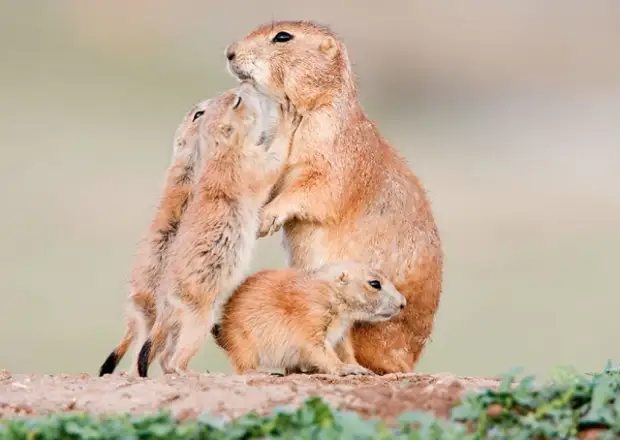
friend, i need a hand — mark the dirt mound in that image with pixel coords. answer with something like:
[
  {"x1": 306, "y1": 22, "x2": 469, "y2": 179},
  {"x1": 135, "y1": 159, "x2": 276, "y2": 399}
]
[{"x1": 0, "y1": 371, "x2": 501, "y2": 422}]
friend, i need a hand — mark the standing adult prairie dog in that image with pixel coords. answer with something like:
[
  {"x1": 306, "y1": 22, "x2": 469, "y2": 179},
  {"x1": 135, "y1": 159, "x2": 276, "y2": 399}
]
[
  {"x1": 226, "y1": 21, "x2": 443, "y2": 374},
  {"x1": 136, "y1": 83, "x2": 302, "y2": 377},
  {"x1": 211, "y1": 261, "x2": 406, "y2": 376},
  {"x1": 98, "y1": 93, "x2": 236, "y2": 377}
]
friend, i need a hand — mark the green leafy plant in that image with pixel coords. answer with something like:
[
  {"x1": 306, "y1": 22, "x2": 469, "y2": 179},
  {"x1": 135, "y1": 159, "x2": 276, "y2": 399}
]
[
  {"x1": 2, "y1": 364, "x2": 620, "y2": 439},
  {"x1": 451, "y1": 362, "x2": 620, "y2": 439}
]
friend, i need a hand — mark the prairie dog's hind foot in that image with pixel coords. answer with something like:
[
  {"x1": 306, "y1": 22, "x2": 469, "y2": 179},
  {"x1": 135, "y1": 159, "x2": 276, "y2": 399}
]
[
  {"x1": 168, "y1": 367, "x2": 202, "y2": 377},
  {"x1": 338, "y1": 364, "x2": 376, "y2": 376}
]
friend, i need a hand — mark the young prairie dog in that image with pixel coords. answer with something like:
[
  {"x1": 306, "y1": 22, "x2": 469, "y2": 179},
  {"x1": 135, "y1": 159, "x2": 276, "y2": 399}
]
[
  {"x1": 226, "y1": 21, "x2": 443, "y2": 374},
  {"x1": 136, "y1": 82, "x2": 301, "y2": 377},
  {"x1": 211, "y1": 261, "x2": 406, "y2": 376},
  {"x1": 98, "y1": 93, "x2": 236, "y2": 377}
]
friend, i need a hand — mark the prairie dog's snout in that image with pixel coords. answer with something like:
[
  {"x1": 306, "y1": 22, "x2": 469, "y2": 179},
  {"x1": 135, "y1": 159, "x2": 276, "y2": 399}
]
[
  {"x1": 373, "y1": 280, "x2": 407, "y2": 321},
  {"x1": 225, "y1": 44, "x2": 236, "y2": 61}
]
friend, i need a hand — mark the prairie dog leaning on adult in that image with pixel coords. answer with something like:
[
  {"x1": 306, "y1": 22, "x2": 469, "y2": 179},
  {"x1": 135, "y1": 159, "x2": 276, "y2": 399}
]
[
  {"x1": 136, "y1": 82, "x2": 302, "y2": 377},
  {"x1": 211, "y1": 260, "x2": 406, "y2": 376},
  {"x1": 98, "y1": 94, "x2": 235, "y2": 377},
  {"x1": 226, "y1": 21, "x2": 443, "y2": 374}
]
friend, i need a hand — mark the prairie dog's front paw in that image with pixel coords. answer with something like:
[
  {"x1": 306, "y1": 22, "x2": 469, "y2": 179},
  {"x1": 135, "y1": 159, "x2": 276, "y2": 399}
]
[{"x1": 258, "y1": 204, "x2": 286, "y2": 238}]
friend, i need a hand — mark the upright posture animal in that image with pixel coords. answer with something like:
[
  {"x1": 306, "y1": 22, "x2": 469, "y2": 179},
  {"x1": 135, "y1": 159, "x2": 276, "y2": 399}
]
[
  {"x1": 211, "y1": 260, "x2": 406, "y2": 376},
  {"x1": 98, "y1": 93, "x2": 236, "y2": 377},
  {"x1": 226, "y1": 21, "x2": 443, "y2": 374},
  {"x1": 137, "y1": 82, "x2": 302, "y2": 377}
]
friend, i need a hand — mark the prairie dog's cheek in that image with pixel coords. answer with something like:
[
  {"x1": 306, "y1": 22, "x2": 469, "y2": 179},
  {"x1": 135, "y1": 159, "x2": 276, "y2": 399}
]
[
  {"x1": 252, "y1": 60, "x2": 285, "y2": 101},
  {"x1": 250, "y1": 59, "x2": 271, "y2": 92}
]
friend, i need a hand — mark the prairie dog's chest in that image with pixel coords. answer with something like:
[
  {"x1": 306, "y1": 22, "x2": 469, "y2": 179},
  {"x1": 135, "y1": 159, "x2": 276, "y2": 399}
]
[
  {"x1": 234, "y1": 199, "x2": 261, "y2": 247},
  {"x1": 278, "y1": 112, "x2": 339, "y2": 270},
  {"x1": 289, "y1": 112, "x2": 335, "y2": 164},
  {"x1": 325, "y1": 316, "x2": 351, "y2": 348},
  {"x1": 218, "y1": 198, "x2": 262, "y2": 276}
]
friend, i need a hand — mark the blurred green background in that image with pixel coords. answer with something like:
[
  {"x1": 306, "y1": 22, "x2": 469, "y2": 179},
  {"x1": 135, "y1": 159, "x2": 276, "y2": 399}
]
[{"x1": 1, "y1": 1, "x2": 618, "y2": 378}]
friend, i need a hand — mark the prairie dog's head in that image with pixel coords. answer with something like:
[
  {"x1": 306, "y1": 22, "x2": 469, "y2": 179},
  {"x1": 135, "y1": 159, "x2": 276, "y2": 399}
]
[
  {"x1": 320, "y1": 261, "x2": 406, "y2": 323},
  {"x1": 172, "y1": 91, "x2": 236, "y2": 166},
  {"x1": 203, "y1": 82, "x2": 281, "y2": 162},
  {"x1": 226, "y1": 21, "x2": 354, "y2": 111}
]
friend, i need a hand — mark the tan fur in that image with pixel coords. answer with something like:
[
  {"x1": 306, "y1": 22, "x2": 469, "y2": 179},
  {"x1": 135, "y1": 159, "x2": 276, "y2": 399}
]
[
  {"x1": 226, "y1": 21, "x2": 443, "y2": 374},
  {"x1": 213, "y1": 261, "x2": 406, "y2": 375},
  {"x1": 99, "y1": 93, "x2": 236, "y2": 376},
  {"x1": 140, "y1": 83, "x2": 302, "y2": 376}
]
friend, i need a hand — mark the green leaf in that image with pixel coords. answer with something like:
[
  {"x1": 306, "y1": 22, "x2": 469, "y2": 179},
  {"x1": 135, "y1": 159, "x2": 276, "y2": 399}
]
[{"x1": 498, "y1": 366, "x2": 522, "y2": 393}]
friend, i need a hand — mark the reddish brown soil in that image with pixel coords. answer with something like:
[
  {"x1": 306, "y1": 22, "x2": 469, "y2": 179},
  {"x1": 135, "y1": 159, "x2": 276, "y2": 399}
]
[{"x1": 0, "y1": 370, "x2": 501, "y2": 423}]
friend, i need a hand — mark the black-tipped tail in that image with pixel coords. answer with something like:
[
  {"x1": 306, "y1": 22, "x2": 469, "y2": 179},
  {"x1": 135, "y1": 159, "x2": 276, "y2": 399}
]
[
  {"x1": 137, "y1": 339, "x2": 152, "y2": 378},
  {"x1": 99, "y1": 350, "x2": 119, "y2": 377},
  {"x1": 210, "y1": 324, "x2": 224, "y2": 348},
  {"x1": 210, "y1": 323, "x2": 221, "y2": 339}
]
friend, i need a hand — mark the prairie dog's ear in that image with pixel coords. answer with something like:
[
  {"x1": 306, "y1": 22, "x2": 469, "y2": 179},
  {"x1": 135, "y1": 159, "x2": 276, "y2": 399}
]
[
  {"x1": 218, "y1": 123, "x2": 234, "y2": 139},
  {"x1": 338, "y1": 271, "x2": 349, "y2": 285},
  {"x1": 319, "y1": 36, "x2": 338, "y2": 58}
]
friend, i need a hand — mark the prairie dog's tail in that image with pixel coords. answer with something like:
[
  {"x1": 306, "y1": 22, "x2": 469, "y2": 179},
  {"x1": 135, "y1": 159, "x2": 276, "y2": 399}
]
[
  {"x1": 210, "y1": 324, "x2": 224, "y2": 349},
  {"x1": 137, "y1": 318, "x2": 167, "y2": 377},
  {"x1": 98, "y1": 318, "x2": 137, "y2": 376}
]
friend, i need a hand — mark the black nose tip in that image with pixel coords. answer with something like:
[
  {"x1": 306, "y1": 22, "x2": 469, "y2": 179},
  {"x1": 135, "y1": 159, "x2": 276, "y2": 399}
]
[
  {"x1": 400, "y1": 303, "x2": 405, "y2": 310},
  {"x1": 226, "y1": 47, "x2": 236, "y2": 61}
]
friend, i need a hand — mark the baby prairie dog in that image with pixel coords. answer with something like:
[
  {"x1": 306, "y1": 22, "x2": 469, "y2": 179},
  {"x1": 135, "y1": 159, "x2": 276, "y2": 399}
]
[
  {"x1": 98, "y1": 93, "x2": 236, "y2": 377},
  {"x1": 136, "y1": 83, "x2": 301, "y2": 377},
  {"x1": 226, "y1": 21, "x2": 443, "y2": 374},
  {"x1": 211, "y1": 261, "x2": 407, "y2": 376}
]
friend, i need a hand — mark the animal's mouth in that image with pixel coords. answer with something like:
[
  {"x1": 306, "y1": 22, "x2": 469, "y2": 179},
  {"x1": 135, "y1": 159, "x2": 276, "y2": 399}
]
[
  {"x1": 230, "y1": 63, "x2": 253, "y2": 82},
  {"x1": 236, "y1": 71, "x2": 252, "y2": 81},
  {"x1": 374, "y1": 304, "x2": 405, "y2": 320},
  {"x1": 374, "y1": 312, "x2": 395, "y2": 321}
]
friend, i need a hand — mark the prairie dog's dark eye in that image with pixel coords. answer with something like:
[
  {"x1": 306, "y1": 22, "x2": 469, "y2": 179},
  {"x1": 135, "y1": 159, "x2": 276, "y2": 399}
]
[
  {"x1": 272, "y1": 31, "x2": 293, "y2": 43},
  {"x1": 192, "y1": 110, "x2": 205, "y2": 122},
  {"x1": 368, "y1": 280, "x2": 382, "y2": 290},
  {"x1": 232, "y1": 95, "x2": 242, "y2": 109}
]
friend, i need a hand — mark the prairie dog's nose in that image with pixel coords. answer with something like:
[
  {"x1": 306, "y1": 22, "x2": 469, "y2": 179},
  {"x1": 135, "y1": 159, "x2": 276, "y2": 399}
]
[
  {"x1": 400, "y1": 296, "x2": 407, "y2": 309},
  {"x1": 225, "y1": 44, "x2": 236, "y2": 61}
]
